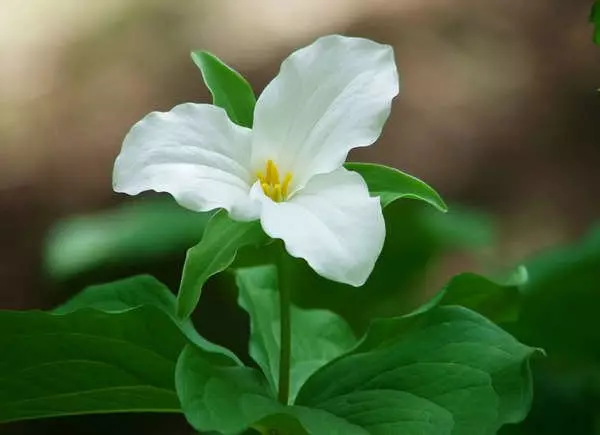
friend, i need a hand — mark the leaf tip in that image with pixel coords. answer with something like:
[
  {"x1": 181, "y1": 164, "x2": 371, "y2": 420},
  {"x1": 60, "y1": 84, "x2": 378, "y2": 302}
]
[
  {"x1": 190, "y1": 50, "x2": 209, "y2": 68},
  {"x1": 426, "y1": 192, "x2": 448, "y2": 214},
  {"x1": 532, "y1": 347, "x2": 547, "y2": 359},
  {"x1": 437, "y1": 200, "x2": 449, "y2": 213}
]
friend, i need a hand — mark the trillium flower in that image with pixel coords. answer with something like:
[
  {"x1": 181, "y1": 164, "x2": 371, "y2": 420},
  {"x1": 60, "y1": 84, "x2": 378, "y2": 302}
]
[{"x1": 113, "y1": 35, "x2": 399, "y2": 286}]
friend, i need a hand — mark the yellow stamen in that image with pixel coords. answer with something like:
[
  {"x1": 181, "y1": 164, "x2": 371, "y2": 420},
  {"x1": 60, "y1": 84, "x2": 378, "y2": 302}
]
[
  {"x1": 274, "y1": 184, "x2": 283, "y2": 202},
  {"x1": 281, "y1": 173, "x2": 293, "y2": 198},
  {"x1": 258, "y1": 160, "x2": 292, "y2": 202},
  {"x1": 266, "y1": 159, "x2": 280, "y2": 185}
]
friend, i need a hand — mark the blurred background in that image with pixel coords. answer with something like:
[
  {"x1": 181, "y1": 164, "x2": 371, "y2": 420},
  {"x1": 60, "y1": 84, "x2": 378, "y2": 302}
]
[{"x1": 1, "y1": 0, "x2": 600, "y2": 434}]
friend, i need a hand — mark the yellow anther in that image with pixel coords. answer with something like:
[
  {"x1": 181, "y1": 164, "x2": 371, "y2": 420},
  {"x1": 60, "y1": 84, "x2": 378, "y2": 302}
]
[
  {"x1": 281, "y1": 173, "x2": 293, "y2": 198},
  {"x1": 266, "y1": 159, "x2": 279, "y2": 185},
  {"x1": 258, "y1": 160, "x2": 293, "y2": 202},
  {"x1": 274, "y1": 184, "x2": 283, "y2": 202}
]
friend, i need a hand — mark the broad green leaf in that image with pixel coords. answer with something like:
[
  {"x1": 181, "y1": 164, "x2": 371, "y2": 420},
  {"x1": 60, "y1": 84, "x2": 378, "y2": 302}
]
[
  {"x1": 513, "y1": 225, "x2": 600, "y2": 365},
  {"x1": 55, "y1": 275, "x2": 240, "y2": 365},
  {"x1": 0, "y1": 275, "x2": 244, "y2": 424},
  {"x1": 253, "y1": 413, "x2": 310, "y2": 435},
  {"x1": 176, "y1": 345, "x2": 282, "y2": 434},
  {"x1": 176, "y1": 344, "x2": 374, "y2": 435},
  {"x1": 591, "y1": 2, "x2": 600, "y2": 45},
  {"x1": 44, "y1": 198, "x2": 210, "y2": 280},
  {"x1": 0, "y1": 306, "x2": 184, "y2": 423},
  {"x1": 177, "y1": 210, "x2": 267, "y2": 319},
  {"x1": 54, "y1": 274, "x2": 177, "y2": 315},
  {"x1": 177, "y1": 306, "x2": 539, "y2": 434},
  {"x1": 191, "y1": 50, "x2": 256, "y2": 127},
  {"x1": 236, "y1": 265, "x2": 356, "y2": 400},
  {"x1": 499, "y1": 226, "x2": 600, "y2": 435},
  {"x1": 296, "y1": 306, "x2": 540, "y2": 434},
  {"x1": 419, "y1": 268, "x2": 526, "y2": 324},
  {"x1": 346, "y1": 162, "x2": 447, "y2": 211}
]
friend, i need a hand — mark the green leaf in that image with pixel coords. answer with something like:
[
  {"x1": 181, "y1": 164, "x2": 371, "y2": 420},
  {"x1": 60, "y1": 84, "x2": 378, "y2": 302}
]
[
  {"x1": 177, "y1": 210, "x2": 267, "y2": 319},
  {"x1": 346, "y1": 162, "x2": 447, "y2": 211},
  {"x1": 176, "y1": 306, "x2": 539, "y2": 434},
  {"x1": 0, "y1": 306, "x2": 184, "y2": 423},
  {"x1": 44, "y1": 198, "x2": 210, "y2": 280},
  {"x1": 296, "y1": 306, "x2": 540, "y2": 434},
  {"x1": 590, "y1": 1, "x2": 600, "y2": 45},
  {"x1": 419, "y1": 268, "x2": 526, "y2": 324},
  {"x1": 54, "y1": 274, "x2": 178, "y2": 315},
  {"x1": 0, "y1": 275, "x2": 244, "y2": 424},
  {"x1": 56, "y1": 275, "x2": 240, "y2": 365},
  {"x1": 176, "y1": 345, "x2": 282, "y2": 434},
  {"x1": 254, "y1": 413, "x2": 310, "y2": 435},
  {"x1": 236, "y1": 265, "x2": 356, "y2": 400},
  {"x1": 498, "y1": 226, "x2": 600, "y2": 435},
  {"x1": 513, "y1": 225, "x2": 600, "y2": 365},
  {"x1": 191, "y1": 50, "x2": 256, "y2": 127},
  {"x1": 176, "y1": 344, "x2": 373, "y2": 435}
]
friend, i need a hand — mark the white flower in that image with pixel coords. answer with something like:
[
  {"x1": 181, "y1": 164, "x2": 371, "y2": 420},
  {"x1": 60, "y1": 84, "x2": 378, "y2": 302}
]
[{"x1": 113, "y1": 35, "x2": 399, "y2": 286}]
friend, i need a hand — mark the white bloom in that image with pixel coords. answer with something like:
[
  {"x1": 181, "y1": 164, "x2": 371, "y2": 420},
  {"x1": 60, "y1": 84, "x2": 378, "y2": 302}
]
[{"x1": 113, "y1": 35, "x2": 399, "y2": 286}]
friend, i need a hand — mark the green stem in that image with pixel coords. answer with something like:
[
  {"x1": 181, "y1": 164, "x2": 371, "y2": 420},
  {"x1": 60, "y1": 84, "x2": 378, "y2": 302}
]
[{"x1": 277, "y1": 253, "x2": 292, "y2": 405}]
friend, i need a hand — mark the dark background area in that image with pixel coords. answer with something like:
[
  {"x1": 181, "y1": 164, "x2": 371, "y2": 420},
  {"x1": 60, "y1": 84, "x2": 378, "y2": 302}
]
[{"x1": 1, "y1": 1, "x2": 600, "y2": 434}]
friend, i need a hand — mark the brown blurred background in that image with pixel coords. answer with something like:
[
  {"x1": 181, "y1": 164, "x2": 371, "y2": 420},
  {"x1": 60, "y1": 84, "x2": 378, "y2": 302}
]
[{"x1": 1, "y1": 0, "x2": 599, "y2": 432}]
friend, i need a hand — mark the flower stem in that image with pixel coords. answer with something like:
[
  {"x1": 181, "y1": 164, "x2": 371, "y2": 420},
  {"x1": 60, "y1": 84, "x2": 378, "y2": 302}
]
[{"x1": 277, "y1": 253, "x2": 292, "y2": 405}]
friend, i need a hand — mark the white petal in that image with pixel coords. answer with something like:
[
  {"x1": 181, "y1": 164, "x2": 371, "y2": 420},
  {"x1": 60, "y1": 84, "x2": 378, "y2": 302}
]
[
  {"x1": 251, "y1": 35, "x2": 399, "y2": 188},
  {"x1": 252, "y1": 168, "x2": 385, "y2": 286},
  {"x1": 113, "y1": 103, "x2": 260, "y2": 221}
]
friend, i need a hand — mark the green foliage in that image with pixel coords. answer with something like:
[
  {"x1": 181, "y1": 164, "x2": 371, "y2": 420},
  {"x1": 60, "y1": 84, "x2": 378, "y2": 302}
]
[
  {"x1": 176, "y1": 305, "x2": 538, "y2": 435},
  {"x1": 56, "y1": 275, "x2": 240, "y2": 364},
  {"x1": 177, "y1": 210, "x2": 267, "y2": 319},
  {"x1": 54, "y1": 274, "x2": 178, "y2": 315},
  {"x1": 420, "y1": 268, "x2": 525, "y2": 324},
  {"x1": 0, "y1": 307, "x2": 182, "y2": 424},
  {"x1": 44, "y1": 198, "x2": 210, "y2": 280},
  {"x1": 515, "y1": 226, "x2": 600, "y2": 364},
  {"x1": 176, "y1": 345, "x2": 279, "y2": 434},
  {"x1": 236, "y1": 265, "x2": 356, "y2": 401},
  {"x1": 254, "y1": 413, "x2": 310, "y2": 435},
  {"x1": 191, "y1": 50, "x2": 256, "y2": 127},
  {"x1": 297, "y1": 306, "x2": 539, "y2": 434},
  {"x1": 367, "y1": 224, "x2": 600, "y2": 435},
  {"x1": 591, "y1": 1, "x2": 600, "y2": 45},
  {"x1": 346, "y1": 162, "x2": 448, "y2": 211},
  {"x1": 0, "y1": 275, "x2": 238, "y2": 424},
  {"x1": 0, "y1": 302, "x2": 184, "y2": 422},
  {"x1": 495, "y1": 226, "x2": 600, "y2": 435}
]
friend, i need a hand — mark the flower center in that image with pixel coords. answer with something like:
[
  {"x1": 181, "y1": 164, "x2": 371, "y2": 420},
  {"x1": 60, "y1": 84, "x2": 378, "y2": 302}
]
[{"x1": 257, "y1": 159, "x2": 293, "y2": 202}]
